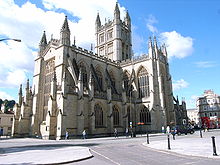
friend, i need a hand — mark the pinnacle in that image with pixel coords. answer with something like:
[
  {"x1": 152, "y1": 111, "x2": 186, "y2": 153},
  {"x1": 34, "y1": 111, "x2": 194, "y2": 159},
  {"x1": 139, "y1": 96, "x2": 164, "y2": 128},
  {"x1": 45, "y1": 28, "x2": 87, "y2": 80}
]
[
  {"x1": 61, "y1": 16, "x2": 70, "y2": 32},
  {"x1": 40, "y1": 31, "x2": 47, "y2": 45}
]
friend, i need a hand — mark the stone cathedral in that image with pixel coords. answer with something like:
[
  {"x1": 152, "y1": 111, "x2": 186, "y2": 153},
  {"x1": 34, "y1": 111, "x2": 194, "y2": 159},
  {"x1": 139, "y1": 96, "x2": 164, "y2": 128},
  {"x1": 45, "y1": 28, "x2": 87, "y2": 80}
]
[{"x1": 12, "y1": 3, "x2": 176, "y2": 140}]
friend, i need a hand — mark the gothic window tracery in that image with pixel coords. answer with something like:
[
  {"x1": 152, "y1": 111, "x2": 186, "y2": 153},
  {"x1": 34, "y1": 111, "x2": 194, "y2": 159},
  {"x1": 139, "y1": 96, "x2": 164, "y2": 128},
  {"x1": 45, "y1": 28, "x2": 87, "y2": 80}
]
[
  {"x1": 44, "y1": 58, "x2": 55, "y2": 107},
  {"x1": 113, "y1": 105, "x2": 119, "y2": 126},
  {"x1": 140, "y1": 106, "x2": 151, "y2": 124},
  {"x1": 79, "y1": 63, "x2": 88, "y2": 89},
  {"x1": 95, "y1": 104, "x2": 103, "y2": 127},
  {"x1": 138, "y1": 67, "x2": 150, "y2": 98}
]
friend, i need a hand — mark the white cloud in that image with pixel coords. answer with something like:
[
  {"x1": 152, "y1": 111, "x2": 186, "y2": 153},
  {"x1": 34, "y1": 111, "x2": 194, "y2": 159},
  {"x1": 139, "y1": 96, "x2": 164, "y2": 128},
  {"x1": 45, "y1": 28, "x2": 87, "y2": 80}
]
[
  {"x1": 185, "y1": 95, "x2": 198, "y2": 109},
  {"x1": 172, "y1": 79, "x2": 189, "y2": 91},
  {"x1": 0, "y1": 40, "x2": 34, "y2": 87},
  {"x1": 146, "y1": 14, "x2": 158, "y2": 34},
  {"x1": 0, "y1": 0, "x2": 126, "y2": 90},
  {"x1": 0, "y1": 91, "x2": 14, "y2": 100},
  {"x1": 42, "y1": 0, "x2": 126, "y2": 48},
  {"x1": 159, "y1": 31, "x2": 193, "y2": 59},
  {"x1": 195, "y1": 61, "x2": 217, "y2": 68}
]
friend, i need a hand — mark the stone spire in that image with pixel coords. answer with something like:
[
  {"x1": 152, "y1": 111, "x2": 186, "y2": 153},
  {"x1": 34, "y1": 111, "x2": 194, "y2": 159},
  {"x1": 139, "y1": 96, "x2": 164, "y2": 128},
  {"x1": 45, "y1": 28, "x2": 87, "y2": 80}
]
[
  {"x1": 26, "y1": 79, "x2": 30, "y2": 91},
  {"x1": 124, "y1": 10, "x2": 131, "y2": 27},
  {"x1": 60, "y1": 16, "x2": 71, "y2": 46},
  {"x1": 153, "y1": 36, "x2": 158, "y2": 49},
  {"x1": 95, "y1": 12, "x2": 101, "y2": 31},
  {"x1": 148, "y1": 37, "x2": 153, "y2": 49},
  {"x1": 114, "y1": 2, "x2": 120, "y2": 21},
  {"x1": 18, "y1": 84, "x2": 23, "y2": 106},
  {"x1": 162, "y1": 43, "x2": 168, "y2": 57},
  {"x1": 39, "y1": 31, "x2": 47, "y2": 54},
  {"x1": 61, "y1": 16, "x2": 70, "y2": 32},
  {"x1": 148, "y1": 37, "x2": 154, "y2": 59},
  {"x1": 25, "y1": 79, "x2": 30, "y2": 103}
]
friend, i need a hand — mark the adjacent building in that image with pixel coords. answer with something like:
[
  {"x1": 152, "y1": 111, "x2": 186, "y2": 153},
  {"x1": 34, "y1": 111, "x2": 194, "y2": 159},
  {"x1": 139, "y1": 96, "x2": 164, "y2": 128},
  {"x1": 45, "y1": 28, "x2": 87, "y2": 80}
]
[
  {"x1": 187, "y1": 108, "x2": 199, "y2": 126},
  {"x1": 197, "y1": 90, "x2": 220, "y2": 128},
  {"x1": 173, "y1": 96, "x2": 188, "y2": 127},
  {"x1": 12, "y1": 3, "x2": 176, "y2": 139},
  {"x1": 0, "y1": 104, "x2": 14, "y2": 136}
]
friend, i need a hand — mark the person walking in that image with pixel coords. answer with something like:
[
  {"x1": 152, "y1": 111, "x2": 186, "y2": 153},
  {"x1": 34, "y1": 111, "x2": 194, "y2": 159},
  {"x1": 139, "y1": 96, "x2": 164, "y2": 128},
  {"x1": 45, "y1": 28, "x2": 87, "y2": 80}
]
[
  {"x1": 166, "y1": 125, "x2": 170, "y2": 134},
  {"x1": 114, "y1": 128, "x2": 118, "y2": 138},
  {"x1": 125, "y1": 128, "x2": 129, "y2": 137},
  {"x1": 65, "y1": 131, "x2": 69, "y2": 140},
  {"x1": 82, "y1": 130, "x2": 86, "y2": 139}
]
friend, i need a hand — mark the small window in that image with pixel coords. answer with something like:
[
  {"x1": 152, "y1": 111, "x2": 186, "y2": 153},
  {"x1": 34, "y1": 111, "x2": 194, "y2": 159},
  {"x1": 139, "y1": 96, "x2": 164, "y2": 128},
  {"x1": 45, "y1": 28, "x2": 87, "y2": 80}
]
[
  {"x1": 107, "y1": 30, "x2": 113, "y2": 40},
  {"x1": 99, "y1": 47, "x2": 104, "y2": 56},
  {"x1": 99, "y1": 34, "x2": 104, "y2": 43}
]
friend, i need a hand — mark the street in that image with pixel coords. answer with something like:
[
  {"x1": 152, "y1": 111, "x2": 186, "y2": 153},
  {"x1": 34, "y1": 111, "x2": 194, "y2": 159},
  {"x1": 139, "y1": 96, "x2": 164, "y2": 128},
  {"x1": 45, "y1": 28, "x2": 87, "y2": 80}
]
[
  {"x1": 73, "y1": 133, "x2": 220, "y2": 165},
  {"x1": 1, "y1": 131, "x2": 220, "y2": 165}
]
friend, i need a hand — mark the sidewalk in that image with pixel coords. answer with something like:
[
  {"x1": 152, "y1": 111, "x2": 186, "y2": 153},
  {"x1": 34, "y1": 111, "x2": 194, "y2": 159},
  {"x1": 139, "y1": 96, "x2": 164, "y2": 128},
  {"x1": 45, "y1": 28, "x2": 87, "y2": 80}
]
[
  {"x1": 0, "y1": 138, "x2": 93, "y2": 164},
  {"x1": 143, "y1": 129, "x2": 220, "y2": 159}
]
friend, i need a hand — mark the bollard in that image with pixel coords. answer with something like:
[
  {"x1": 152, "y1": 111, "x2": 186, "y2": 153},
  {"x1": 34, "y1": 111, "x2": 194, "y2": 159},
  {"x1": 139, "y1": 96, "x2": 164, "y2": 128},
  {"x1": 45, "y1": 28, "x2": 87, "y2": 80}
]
[
  {"x1": 200, "y1": 129, "x2": 203, "y2": 138},
  {"x1": 167, "y1": 134, "x2": 171, "y2": 150},
  {"x1": 211, "y1": 136, "x2": 218, "y2": 156},
  {"x1": 146, "y1": 132, "x2": 149, "y2": 144}
]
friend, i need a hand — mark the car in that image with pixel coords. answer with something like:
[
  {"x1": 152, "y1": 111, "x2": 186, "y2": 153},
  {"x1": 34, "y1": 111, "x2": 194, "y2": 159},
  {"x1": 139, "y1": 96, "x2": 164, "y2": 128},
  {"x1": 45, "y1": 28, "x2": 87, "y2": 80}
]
[{"x1": 175, "y1": 126, "x2": 195, "y2": 135}]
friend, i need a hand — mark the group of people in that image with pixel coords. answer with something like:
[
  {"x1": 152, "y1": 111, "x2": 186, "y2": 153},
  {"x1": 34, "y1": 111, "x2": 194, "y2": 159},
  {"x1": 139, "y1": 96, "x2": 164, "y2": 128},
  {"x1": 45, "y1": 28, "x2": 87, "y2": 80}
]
[
  {"x1": 65, "y1": 129, "x2": 87, "y2": 140},
  {"x1": 65, "y1": 128, "x2": 132, "y2": 140},
  {"x1": 162, "y1": 125, "x2": 177, "y2": 140}
]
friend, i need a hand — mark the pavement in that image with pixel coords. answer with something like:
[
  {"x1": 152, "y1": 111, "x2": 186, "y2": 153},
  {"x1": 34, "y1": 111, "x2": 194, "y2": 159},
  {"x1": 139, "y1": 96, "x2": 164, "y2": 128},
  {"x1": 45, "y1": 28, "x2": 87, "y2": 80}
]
[
  {"x1": 143, "y1": 129, "x2": 220, "y2": 159},
  {"x1": 0, "y1": 138, "x2": 93, "y2": 165},
  {"x1": 1, "y1": 129, "x2": 220, "y2": 164}
]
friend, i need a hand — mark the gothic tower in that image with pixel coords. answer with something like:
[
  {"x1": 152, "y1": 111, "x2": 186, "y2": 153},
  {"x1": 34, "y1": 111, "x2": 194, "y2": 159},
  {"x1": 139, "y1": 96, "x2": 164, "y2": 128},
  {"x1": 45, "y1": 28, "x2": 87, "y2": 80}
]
[{"x1": 95, "y1": 2, "x2": 132, "y2": 61}]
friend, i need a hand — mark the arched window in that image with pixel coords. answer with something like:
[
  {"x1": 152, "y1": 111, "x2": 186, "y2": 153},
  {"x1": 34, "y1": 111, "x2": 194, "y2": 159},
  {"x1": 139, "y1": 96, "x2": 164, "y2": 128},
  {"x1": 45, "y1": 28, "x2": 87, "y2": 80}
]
[
  {"x1": 79, "y1": 63, "x2": 88, "y2": 89},
  {"x1": 94, "y1": 67, "x2": 103, "y2": 91},
  {"x1": 44, "y1": 59, "x2": 55, "y2": 104},
  {"x1": 140, "y1": 106, "x2": 151, "y2": 124},
  {"x1": 138, "y1": 67, "x2": 150, "y2": 98},
  {"x1": 95, "y1": 104, "x2": 103, "y2": 127},
  {"x1": 113, "y1": 105, "x2": 120, "y2": 126}
]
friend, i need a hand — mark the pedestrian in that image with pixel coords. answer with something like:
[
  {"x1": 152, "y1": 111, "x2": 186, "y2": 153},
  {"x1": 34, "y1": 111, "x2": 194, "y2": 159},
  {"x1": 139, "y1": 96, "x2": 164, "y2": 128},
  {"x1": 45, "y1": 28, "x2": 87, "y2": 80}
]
[
  {"x1": 114, "y1": 128, "x2": 118, "y2": 138},
  {"x1": 171, "y1": 127, "x2": 176, "y2": 140},
  {"x1": 82, "y1": 130, "x2": 86, "y2": 139},
  {"x1": 125, "y1": 128, "x2": 129, "y2": 137},
  {"x1": 162, "y1": 126, "x2": 165, "y2": 134},
  {"x1": 65, "y1": 131, "x2": 69, "y2": 140},
  {"x1": 166, "y1": 125, "x2": 170, "y2": 134}
]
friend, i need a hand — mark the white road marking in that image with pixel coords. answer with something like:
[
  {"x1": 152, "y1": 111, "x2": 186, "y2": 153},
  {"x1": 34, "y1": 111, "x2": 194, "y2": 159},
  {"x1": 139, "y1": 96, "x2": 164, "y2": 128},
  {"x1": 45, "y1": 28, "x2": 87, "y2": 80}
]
[{"x1": 90, "y1": 149, "x2": 121, "y2": 165}]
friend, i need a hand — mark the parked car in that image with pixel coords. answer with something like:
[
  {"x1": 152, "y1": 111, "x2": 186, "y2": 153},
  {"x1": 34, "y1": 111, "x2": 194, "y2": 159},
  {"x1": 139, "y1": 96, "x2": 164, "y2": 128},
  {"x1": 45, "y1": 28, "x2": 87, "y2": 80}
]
[{"x1": 175, "y1": 126, "x2": 195, "y2": 135}]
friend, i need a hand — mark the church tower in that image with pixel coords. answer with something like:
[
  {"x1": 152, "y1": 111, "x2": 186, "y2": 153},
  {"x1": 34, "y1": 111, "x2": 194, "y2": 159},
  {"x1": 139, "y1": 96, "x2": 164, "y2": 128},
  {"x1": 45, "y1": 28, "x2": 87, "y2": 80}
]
[{"x1": 95, "y1": 2, "x2": 132, "y2": 61}]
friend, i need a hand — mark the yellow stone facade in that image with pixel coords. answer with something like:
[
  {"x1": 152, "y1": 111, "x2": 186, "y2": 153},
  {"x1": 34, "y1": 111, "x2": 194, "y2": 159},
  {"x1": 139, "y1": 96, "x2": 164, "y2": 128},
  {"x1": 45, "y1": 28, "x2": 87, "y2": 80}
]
[{"x1": 12, "y1": 3, "x2": 175, "y2": 139}]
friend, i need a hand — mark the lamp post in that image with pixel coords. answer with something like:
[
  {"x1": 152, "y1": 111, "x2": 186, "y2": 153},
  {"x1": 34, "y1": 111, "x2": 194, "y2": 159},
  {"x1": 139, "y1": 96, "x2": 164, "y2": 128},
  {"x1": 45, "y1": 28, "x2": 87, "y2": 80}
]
[{"x1": 0, "y1": 38, "x2": 21, "y2": 42}]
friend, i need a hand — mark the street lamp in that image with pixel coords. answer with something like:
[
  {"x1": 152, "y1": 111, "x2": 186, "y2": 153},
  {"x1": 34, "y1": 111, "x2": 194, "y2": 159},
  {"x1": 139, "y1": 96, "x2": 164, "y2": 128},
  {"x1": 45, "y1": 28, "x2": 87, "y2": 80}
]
[{"x1": 0, "y1": 38, "x2": 21, "y2": 42}]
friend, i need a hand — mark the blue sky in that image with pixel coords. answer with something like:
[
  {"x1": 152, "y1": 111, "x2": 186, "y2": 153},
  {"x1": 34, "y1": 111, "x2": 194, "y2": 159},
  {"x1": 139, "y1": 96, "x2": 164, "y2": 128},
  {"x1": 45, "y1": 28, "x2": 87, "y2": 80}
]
[{"x1": 0, "y1": 0, "x2": 220, "y2": 109}]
